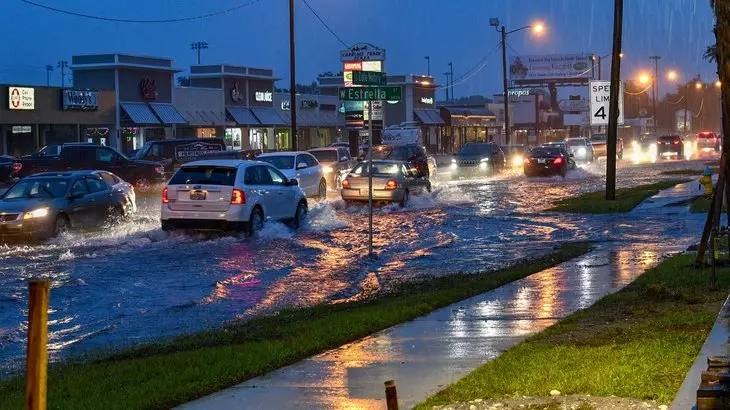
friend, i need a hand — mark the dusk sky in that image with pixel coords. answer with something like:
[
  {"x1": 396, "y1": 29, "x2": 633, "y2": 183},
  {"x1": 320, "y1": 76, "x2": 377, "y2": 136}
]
[{"x1": 1, "y1": 0, "x2": 718, "y2": 98}]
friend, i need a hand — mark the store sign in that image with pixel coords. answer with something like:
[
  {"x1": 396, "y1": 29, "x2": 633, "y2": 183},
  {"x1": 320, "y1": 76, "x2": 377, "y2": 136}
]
[
  {"x1": 507, "y1": 89, "x2": 531, "y2": 97},
  {"x1": 11, "y1": 126, "x2": 31, "y2": 133},
  {"x1": 63, "y1": 90, "x2": 98, "y2": 111},
  {"x1": 510, "y1": 54, "x2": 592, "y2": 82},
  {"x1": 255, "y1": 91, "x2": 272, "y2": 102},
  {"x1": 230, "y1": 81, "x2": 244, "y2": 103},
  {"x1": 174, "y1": 141, "x2": 225, "y2": 162},
  {"x1": 8, "y1": 87, "x2": 34, "y2": 110},
  {"x1": 420, "y1": 97, "x2": 434, "y2": 105},
  {"x1": 301, "y1": 100, "x2": 318, "y2": 109},
  {"x1": 140, "y1": 77, "x2": 158, "y2": 100},
  {"x1": 558, "y1": 99, "x2": 589, "y2": 112},
  {"x1": 281, "y1": 101, "x2": 291, "y2": 110},
  {"x1": 340, "y1": 43, "x2": 386, "y2": 62}
]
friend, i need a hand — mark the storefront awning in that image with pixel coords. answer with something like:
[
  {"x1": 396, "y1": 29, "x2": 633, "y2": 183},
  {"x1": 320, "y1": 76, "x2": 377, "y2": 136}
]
[
  {"x1": 320, "y1": 111, "x2": 344, "y2": 127},
  {"x1": 150, "y1": 103, "x2": 187, "y2": 125},
  {"x1": 226, "y1": 107, "x2": 261, "y2": 126},
  {"x1": 414, "y1": 109, "x2": 445, "y2": 125},
  {"x1": 121, "y1": 102, "x2": 160, "y2": 124},
  {"x1": 251, "y1": 107, "x2": 287, "y2": 126},
  {"x1": 181, "y1": 109, "x2": 225, "y2": 126},
  {"x1": 442, "y1": 107, "x2": 495, "y2": 118}
]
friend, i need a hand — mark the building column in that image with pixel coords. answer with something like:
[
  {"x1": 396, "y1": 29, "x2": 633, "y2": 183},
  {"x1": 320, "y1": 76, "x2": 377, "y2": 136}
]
[
  {"x1": 33, "y1": 124, "x2": 40, "y2": 152},
  {"x1": 266, "y1": 127, "x2": 275, "y2": 151},
  {"x1": 0, "y1": 125, "x2": 6, "y2": 155}
]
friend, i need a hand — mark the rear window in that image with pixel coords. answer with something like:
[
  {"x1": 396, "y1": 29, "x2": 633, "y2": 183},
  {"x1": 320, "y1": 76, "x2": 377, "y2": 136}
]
[
  {"x1": 258, "y1": 155, "x2": 295, "y2": 170},
  {"x1": 365, "y1": 146, "x2": 410, "y2": 160},
  {"x1": 169, "y1": 166, "x2": 238, "y2": 186},
  {"x1": 698, "y1": 132, "x2": 717, "y2": 139},
  {"x1": 530, "y1": 148, "x2": 561, "y2": 157},
  {"x1": 659, "y1": 136, "x2": 681, "y2": 141},
  {"x1": 310, "y1": 150, "x2": 338, "y2": 163},
  {"x1": 351, "y1": 162, "x2": 403, "y2": 175}
]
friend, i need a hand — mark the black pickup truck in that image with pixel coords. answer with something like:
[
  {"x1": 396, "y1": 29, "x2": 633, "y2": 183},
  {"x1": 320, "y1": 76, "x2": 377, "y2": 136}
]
[{"x1": 14, "y1": 144, "x2": 165, "y2": 193}]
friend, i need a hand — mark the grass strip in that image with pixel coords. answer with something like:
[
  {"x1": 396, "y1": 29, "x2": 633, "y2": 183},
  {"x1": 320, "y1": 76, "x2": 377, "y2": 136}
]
[
  {"x1": 417, "y1": 253, "x2": 728, "y2": 408},
  {"x1": 549, "y1": 180, "x2": 691, "y2": 213},
  {"x1": 660, "y1": 168, "x2": 717, "y2": 176},
  {"x1": 0, "y1": 243, "x2": 593, "y2": 410},
  {"x1": 690, "y1": 196, "x2": 727, "y2": 213}
]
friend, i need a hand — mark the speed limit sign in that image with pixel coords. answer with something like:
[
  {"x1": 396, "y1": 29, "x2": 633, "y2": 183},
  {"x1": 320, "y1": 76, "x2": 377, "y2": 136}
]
[{"x1": 590, "y1": 80, "x2": 624, "y2": 126}]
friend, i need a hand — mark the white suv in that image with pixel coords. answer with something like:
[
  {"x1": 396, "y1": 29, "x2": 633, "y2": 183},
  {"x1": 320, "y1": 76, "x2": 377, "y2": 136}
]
[{"x1": 161, "y1": 160, "x2": 308, "y2": 234}]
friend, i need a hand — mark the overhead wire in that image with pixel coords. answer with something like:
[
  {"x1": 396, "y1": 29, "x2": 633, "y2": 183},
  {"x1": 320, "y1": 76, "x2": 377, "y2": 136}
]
[
  {"x1": 301, "y1": 0, "x2": 349, "y2": 48},
  {"x1": 414, "y1": 41, "x2": 502, "y2": 91},
  {"x1": 20, "y1": 0, "x2": 264, "y2": 23}
]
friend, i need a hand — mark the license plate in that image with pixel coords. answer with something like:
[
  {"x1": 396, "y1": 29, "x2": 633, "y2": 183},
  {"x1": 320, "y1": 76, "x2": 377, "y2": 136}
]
[
  {"x1": 190, "y1": 191, "x2": 206, "y2": 200},
  {"x1": 538, "y1": 159, "x2": 546, "y2": 164}
]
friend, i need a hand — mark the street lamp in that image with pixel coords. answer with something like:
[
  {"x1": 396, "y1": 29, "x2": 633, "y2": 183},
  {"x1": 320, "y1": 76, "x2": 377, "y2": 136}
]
[
  {"x1": 667, "y1": 70, "x2": 678, "y2": 81},
  {"x1": 490, "y1": 17, "x2": 546, "y2": 145},
  {"x1": 716, "y1": 80, "x2": 722, "y2": 88},
  {"x1": 596, "y1": 52, "x2": 623, "y2": 80},
  {"x1": 191, "y1": 41, "x2": 209, "y2": 65},
  {"x1": 424, "y1": 56, "x2": 430, "y2": 76},
  {"x1": 638, "y1": 73, "x2": 651, "y2": 85}
]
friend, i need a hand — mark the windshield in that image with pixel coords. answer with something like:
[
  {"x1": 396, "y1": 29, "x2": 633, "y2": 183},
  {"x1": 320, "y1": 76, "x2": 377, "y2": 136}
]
[
  {"x1": 3, "y1": 178, "x2": 69, "y2": 199},
  {"x1": 459, "y1": 144, "x2": 491, "y2": 156},
  {"x1": 169, "y1": 166, "x2": 238, "y2": 186},
  {"x1": 37, "y1": 145, "x2": 61, "y2": 156},
  {"x1": 310, "y1": 150, "x2": 338, "y2": 163},
  {"x1": 258, "y1": 155, "x2": 295, "y2": 170},
  {"x1": 364, "y1": 146, "x2": 410, "y2": 160},
  {"x1": 530, "y1": 148, "x2": 562, "y2": 157},
  {"x1": 351, "y1": 162, "x2": 402, "y2": 175}
]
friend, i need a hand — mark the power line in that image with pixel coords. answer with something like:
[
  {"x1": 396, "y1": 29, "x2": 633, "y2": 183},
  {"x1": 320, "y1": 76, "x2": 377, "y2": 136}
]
[
  {"x1": 301, "y1": 0, "x2": 349, "y2": 48},
  {"x1": 415, "y1": 42, "x2": 501, "y2": 91},
  {"x1": 21, "y1": 0, "x2": 264, "y2": 23}
]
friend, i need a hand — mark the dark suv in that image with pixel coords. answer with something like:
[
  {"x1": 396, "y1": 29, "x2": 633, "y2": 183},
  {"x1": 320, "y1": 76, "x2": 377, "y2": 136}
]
[
  {"x1": 451, "y1": 143, "x2": 506, "y2": 177},
  {"x1": 656, "y1": 135, "x2": 685, "y2": 159},
  {"x1": 363, "y1": 144, "x2": 430, "y2": 177},
  {"x1": 134, "y1": 138, "x2": 225, "y2": 174}
]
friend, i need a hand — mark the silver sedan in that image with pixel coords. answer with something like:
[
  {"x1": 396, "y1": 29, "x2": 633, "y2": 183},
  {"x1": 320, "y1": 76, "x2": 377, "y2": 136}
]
[{"x1": 340, "y1": 160, "x2": 431, "y2": 207}]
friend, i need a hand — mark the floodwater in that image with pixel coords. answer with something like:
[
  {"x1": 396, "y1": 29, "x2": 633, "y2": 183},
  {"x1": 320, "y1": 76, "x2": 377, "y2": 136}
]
[{"x1": 0, "y1": 157, "x2": 714, "y2": 377}]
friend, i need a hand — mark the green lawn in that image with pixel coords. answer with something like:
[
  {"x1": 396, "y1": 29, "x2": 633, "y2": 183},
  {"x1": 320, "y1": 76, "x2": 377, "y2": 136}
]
[
  {"x1": 549, "y1": 180, "x2": 691, "y2": 213},
  {"x1": 660, "y1": 168, "x2": 717, "y2": 176},
  {"x1": 0, "y1": 243, "x2": 593, "y2": 410},
  {"x1": 690, "y1": 196, "x2": 728, "y2": 213},
  {"x1": 417, "y1": 254, "x2": 727, "y2": 408}
]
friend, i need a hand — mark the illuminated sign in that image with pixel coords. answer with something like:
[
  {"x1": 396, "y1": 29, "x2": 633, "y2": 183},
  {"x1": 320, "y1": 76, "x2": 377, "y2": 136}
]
[
  {"x1": 230, "y1": 81, "x2": 244, "y2": 103},
  {"x1": 301, "y1": 100, "x2": 318, "y2": 109},
  {"x1": 340, "y1": 43, "x2": 386, "y2": 62},
  {"x1": 63, "y1": 90, "x2": 98, "y2": 111},
  {"x1": 255, "y1": 91, "x2": 272, "y2": 102},
  {"x1": 281, "y1": 101, "x2": 291, "y2": 110},
  {"x1": 507, "y1": 89, "x2": 531, "y2": 97},
  {"x1": 140, "y1": 77, "x2": 157, "y2": 100},
  {"x1": 420, "y1": 97, "x2": 434, "y2": 105},
  {"x1": 8, "y1": 87, "x2": 34, "y2": 110}
]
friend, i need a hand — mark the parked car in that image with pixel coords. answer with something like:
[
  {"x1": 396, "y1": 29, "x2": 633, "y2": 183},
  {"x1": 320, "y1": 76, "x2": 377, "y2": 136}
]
[
  {"x1": 198, "y1": 149, "x2": 262, "y2": 161},
  {"x1": 501, "y1": 145, "x2": 530, "y2": 168},
  {"x1": 362, "y1": 144, "x2": 430, "y2": 177},
  {"x1": 524, "y1": 146, "x2": 571, "y2": 177},
  {"x1": 656, "y1": 135, "x2": 685, "y2": 159},
  {"x1": 160, "y1": 160, "x2": 308, "y2": 234},
  {"x1": 308, "y1": 147, "x2": 357, "y2": 189},
  {"x1": 340, "y1": 160, "x2": 431, "y2": 207},
  {"x1": 328, "y1": 142, "x2": 350, "y2": 149},
  {"x1": 696, "y1": 131, "x2": 720, "y2": 152},
  {"x1": 258, "y1": 152, "x2": 327, "y2": 199},
  {"x1": 134, "y1": 138, "x2": 226, "y2": 174},
  {"x1": 92, "y1": 170, "x2": 137, "y2": 215},
  {"x1": 0, "y1": 171, "x2": 130, "y2": 240},
  {"x1": 449, "y1": 143, "x2": 506, "y2": 177},
  {"x1": 564, "y1": 138, "x2": 595, "y2": 163},
  {"x1": 15, "y1": 144, "x2": 165, "y2": 193},
  {"x1": 0, "y1": 155, "x2": 17, "y2": 184},
  {"x1": 590, "y1": 133, "x2": 624, "y2": 159},
  {"x1": 26, "y1": 142, "x2": 96, "y2": 158}
]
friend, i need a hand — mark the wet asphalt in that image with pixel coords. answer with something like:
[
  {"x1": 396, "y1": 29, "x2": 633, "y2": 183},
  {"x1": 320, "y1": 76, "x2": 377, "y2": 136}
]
[{"x1": 0, "y1": 154, "x2": 718, "y2": 377}]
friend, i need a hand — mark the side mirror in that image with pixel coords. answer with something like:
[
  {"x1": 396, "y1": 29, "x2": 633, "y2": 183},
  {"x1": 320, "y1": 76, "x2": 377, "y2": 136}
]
[
  {"x1": 287, "y1": 178, "x2": 299, "y2": 186},
  {"x1": 296, "y1": 162, "x2": 308, "y2": 170}
]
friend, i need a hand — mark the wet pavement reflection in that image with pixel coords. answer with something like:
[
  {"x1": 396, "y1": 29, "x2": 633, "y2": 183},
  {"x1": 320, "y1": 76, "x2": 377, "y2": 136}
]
[{"x1": 0, "y1": 158, "x2": 714, "y2": 376}]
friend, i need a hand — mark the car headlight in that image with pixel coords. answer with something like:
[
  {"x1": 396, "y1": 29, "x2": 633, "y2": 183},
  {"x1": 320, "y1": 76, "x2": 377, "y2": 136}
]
[
  {"x1": 632, "y1": 141, "x2": 639, "y2": 149},
  {"x1": 450, "y1": 163, "x2": 458, "y2": 170},
  {"x1": 322, "y1": 165, "x2": 333, "y2": 174},
  {"x1": 451, "y1": 158, "x2": 457, "y2": 163},
  {"x1": 480, "y1": 157, "x2": 489, "y2": 162},
  {"x1": 578, "y1": 147, "x2": 587, "y2": 156},
  {"x1": 23, "y1": 208, "x2": 49, "y2": 220},
  {"x1": 512, "y1": 156, "x2": 523, "y2": 167}
]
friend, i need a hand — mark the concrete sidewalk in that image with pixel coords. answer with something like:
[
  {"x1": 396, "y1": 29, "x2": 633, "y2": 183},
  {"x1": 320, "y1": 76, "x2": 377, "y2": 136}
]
[{"x1": 178, "y1": 242, "x2": 686, "y2": 410}]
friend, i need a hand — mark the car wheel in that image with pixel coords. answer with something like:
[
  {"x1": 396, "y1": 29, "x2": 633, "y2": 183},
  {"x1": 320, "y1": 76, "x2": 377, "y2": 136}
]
[
  {"x1": 400, "y1": 189, "x2": 410, "y2": 208},
  {"x1": 291, "y1": 201, "x2": 308, "y2": 229},
  {"x1": 335, "y1": 174, "x2": 343, "y2": 190},
  {"x1": 107, "y1": 205, "x2": 125, "y2": 225},
  {"x1": 247, "y1": 207, "x2": 264, "y2": 236},
  {"x1": 426, "y1": 182, "x2": 432, "y2": 193},
  {"x1": 52, "y1": 214, "x2": 70, "y2": 237},
  {"x1": 318, "y1": 179, "x2": 327, "y2": 200},
  {"x1": 161, "y1": 220, "x2": 173, "y2": 232},
  {"x1": 560, "y1": 166, "x2": 567, "y2": 178},
  {"x1": 135, "y1": 177, "x2": 152, "y2": 193}
]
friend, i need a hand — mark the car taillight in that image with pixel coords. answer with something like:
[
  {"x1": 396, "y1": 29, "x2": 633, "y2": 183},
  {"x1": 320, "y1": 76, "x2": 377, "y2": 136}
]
[
  {"x1": 657, "y1": 141, "x2": 662, "y2": 144},
  {"x1": 342, "y1": 179, "x2": 351, "y2": 189},
  {"x1": 553, "y1": 157, "x2": 564, "y2": 165},
  {"x1": 385, "y1": 179, "x2": 398, "y2": 190},
  {"x1": 523, "y1": 158, "x2": 531, "y2": 164},
  {"x1": 12, "y1": 162, "x2": 21, "y2": 172},
  {"x1": 162, "y1": 188, "x2": 169, "y2": 204},
  {"x1": 154, "y1": 166, "x2": 162, "y2": 174},
  {"x1": 673, "y1": 140, "x2": 680, "y2": 145},
  {"x1": 231, "y1": 189, "x2": 245, "y2": 205}
]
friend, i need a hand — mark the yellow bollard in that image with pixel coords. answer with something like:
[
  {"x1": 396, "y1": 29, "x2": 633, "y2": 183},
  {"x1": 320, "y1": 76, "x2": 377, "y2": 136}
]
[
  {"x1": 25, "y1": 279, "x2": 50, "y2": 410},
  {"x1": 385, "y1": 380, "x2": 399, "y2": 410}
]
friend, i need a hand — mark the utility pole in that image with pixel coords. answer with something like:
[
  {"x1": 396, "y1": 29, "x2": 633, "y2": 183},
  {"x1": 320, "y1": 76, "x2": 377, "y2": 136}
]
[
  {"x1": 424, "y1": 56, "x2": 430, "y2": 76},
  {"x1": 289, "y1": 0, "x2": 298, "y2": 151},
  {"x1": 606, "y1": 0, "x2": 624, "y2": 201},
  {"x1": 501, "y1": 26, "x2": 511, "y2": 145},
  {"x1": 57, "y1": 60, "x2": 68, "y2": 89},
  {"x1": 45, "y1": 65, "x2": 53, "y2": 87},
  {"x1": 591, "y1": 55, "x2": 596, "y2": 80},
  {"x1": 598, "y1": 56, "x2": 602, "y2": 80},
  {"x1": 191, "y1": 41, "x2": 209, "y2": 65},
  {"x1": 650, "y1": 55, "x2": 661, "y2": 131},
  {"x1": 443, "y1": 72, "x2": 451, "y2": 102},
  {"x1": 448, "y1": 62, "x2": 454, "y2": 102}
]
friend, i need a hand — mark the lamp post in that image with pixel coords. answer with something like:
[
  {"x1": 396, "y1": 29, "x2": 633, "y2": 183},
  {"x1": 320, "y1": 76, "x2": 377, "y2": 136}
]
[
  {"x1": 45, "y1": 65, "x2": 53, "y2": 87},
  {"x1": 490, "y1": 18, "x2": 545, "y2": 145},
  {"x1": 56, "y1": 60, "x2": 68, "y2": 89},
  {"x1": 424, "y1": 56, "x2": 430, "y2": 76},
  {"x1": 597, "y1": 52, "x2": 623, "y2": 81},
  {"x1": 191, "y1": 41, "x2": 209, "y2": 65},
  {"x1": 448, "y1": 62, "x2": 454, "y2": 102}
]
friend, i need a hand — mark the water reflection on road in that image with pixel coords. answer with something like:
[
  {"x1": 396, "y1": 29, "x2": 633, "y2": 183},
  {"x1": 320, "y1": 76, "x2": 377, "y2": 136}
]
[{"x1": 0, "y1": 158, "x2": 713, "y2": 375}]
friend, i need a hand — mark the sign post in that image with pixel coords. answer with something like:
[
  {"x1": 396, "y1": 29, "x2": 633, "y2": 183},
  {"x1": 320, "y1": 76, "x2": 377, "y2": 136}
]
[{"x1": 368, "y1": 100, "x2": 373, "y2": 256}]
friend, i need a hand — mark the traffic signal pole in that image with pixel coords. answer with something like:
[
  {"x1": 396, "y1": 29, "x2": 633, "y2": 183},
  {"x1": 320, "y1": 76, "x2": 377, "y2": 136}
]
[{"x1": 606, "y1": 0, "x2": 624, "y2": 200}]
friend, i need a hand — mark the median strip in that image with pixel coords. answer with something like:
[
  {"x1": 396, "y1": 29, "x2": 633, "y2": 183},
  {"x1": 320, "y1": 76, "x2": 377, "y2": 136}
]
[
  {"x1": 549, "y1": 180, "x2": 691, "y2": 213},
  {"x1": 417, "y1": 253, "x2": 727, "y2": 409},
  {"x1": 0, "y1": 243, "x2": 593, "y2": 410}
]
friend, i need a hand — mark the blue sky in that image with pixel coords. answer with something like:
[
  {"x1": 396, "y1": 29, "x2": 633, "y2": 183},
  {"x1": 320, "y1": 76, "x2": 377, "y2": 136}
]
[{"x1": 1, "y1": 0, "x2": 718, "y2": 98}]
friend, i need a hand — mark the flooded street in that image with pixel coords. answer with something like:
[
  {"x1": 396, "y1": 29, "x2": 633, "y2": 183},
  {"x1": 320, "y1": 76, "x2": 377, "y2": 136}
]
[{"x1": 0, "y1": 157, "x2": 715, "y2": 376}]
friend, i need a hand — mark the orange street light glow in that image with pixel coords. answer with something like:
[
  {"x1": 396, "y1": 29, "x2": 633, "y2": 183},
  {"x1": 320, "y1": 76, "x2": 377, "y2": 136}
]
[
  {"x1": 638, "y1": 73, "x2": 651, "y2": 85},
  {"x1": 716, "y1": 80, "x2": 722, "y2": 88},
  {"x1": 532, "y1": 23, "x2": 545, "y2": 34},
  {"x1": 667, "y1": 71, "x2": 678, "y2": 81},
  {"x1": 696, "y1": 82, "x2": 703, "y2": 89}
]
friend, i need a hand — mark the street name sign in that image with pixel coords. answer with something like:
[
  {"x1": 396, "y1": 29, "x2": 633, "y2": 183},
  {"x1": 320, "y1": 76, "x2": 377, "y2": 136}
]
[
  {"x1": 352, "y1": 70, "x2": 387, "y2": 86},
  {"x1": 589, "y1": 80, "x2": 624, "y2": 126},
  {"x1": 338, "y1": 86, "x2": 402, "y2": 101}
]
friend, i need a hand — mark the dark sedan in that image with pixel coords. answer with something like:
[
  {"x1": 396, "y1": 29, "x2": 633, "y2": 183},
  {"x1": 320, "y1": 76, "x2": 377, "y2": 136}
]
[
  {"x1": 0, "y1": 171, "x2": 129, "y2": 240},
  {"x1": 524, "y1": 147, "x2": 571, "y2": 177}
]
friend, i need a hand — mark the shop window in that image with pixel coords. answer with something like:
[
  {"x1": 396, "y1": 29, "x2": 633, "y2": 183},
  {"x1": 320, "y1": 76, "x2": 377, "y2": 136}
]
[
  {"x1": 197, "y1": 128, "x2": 217, "y2": 138},
  {"x1": 225, "y1": 128, "x2": 243, "y2": 150},
  {"x1": 7, "y1": 125, "x2": 34, "y2": 157},
  {"x1": 275, "y1": 129, "x2": 290, "y2": 151}
]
